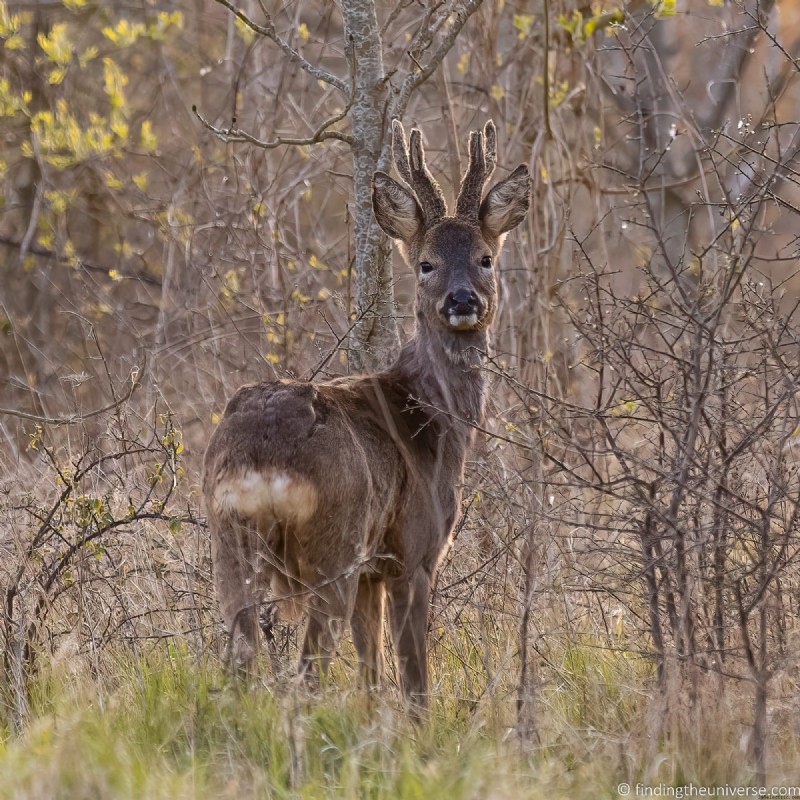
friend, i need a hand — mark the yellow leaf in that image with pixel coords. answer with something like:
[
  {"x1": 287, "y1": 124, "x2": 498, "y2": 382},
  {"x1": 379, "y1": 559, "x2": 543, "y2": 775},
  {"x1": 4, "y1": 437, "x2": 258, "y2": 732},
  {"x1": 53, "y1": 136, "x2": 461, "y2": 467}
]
[
  {"x1": 490, "y1": 85, "x2": 505, "y2": 101},
  {"x1": 48, "y1": 67, "x2": 66, "y2": 85},
  {"x1": 223, "y1": 268, "x2": 240, "y2": 292},
  {"x1": 234, "y1": 17, "x2": 255, "y2": 44},
  {"x1": 140, "y1": 119, "x2": 157, "y2": 152},
  {"x1": 210, "y1": 411, "x2": 221, "y2": 425},
  {"x1": 309, "y1": 254, "x2": 325, "y2": 269},
  {"x1": 456, "y1": 52, "x2": 470, "y2": 74},
  {"x1": 298, "y1": 23, "x2": 310, "y2": 41},
  {"x1": 264, "y1": 353, "x2": 280, "y2": 364},
  {"x1": 513, "y1": 13, "x2": 534, "y2": 39},
  {"x1": 79, "y1": 46, "x2": 98, "y2": 67},
  {"x1": 108, "y1": 269, "x2": 122, "y2": 281},
  {"x1": 45, "y1": 189, "x2": 72, "y2": 213},
  {"x1": 111, "y1": 120, "x2": 128, "y2": 139},
  {"x1": 5, "y1": 33, "x2": 23, "y2": 50},
  {"x1": 0, "y1": 3, "x2": 21, "y2": 38},
  {"x1": 104, "y1": 172, "x2": 124, "y2": 189},
  {"x1": 38, "y1": 24, "x2": 72, "y2": 65},
  {"x1": 609, "y1": 400, "x2": 639, "y2": 417},
  {"x1": 102, "y1": 18, "x2": 145, "y2": 47},
  {"x1": 132, "y1": 172, "x2": 148, "y2": 190},
  {"x1": 652, "y1": 0, "x2": 676, "y2": 16},
  {"x1": 103, "y1": 58, "x2": 128, "y2": 110},
  {"x1": 44, "y1": 154, "x2": 74, "y2": 169},
  {"x1": 149, "y1": 11, "x2": 184, "y2": 40},
  {"x1": 64, "y1": 239, "x2": 78, "y2": 267}
]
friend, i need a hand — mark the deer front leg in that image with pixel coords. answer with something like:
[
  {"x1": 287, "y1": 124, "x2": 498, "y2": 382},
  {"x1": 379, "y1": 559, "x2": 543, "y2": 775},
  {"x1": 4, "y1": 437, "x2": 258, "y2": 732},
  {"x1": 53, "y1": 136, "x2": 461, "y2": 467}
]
[
  {"x1": 351, "y1": 572, "x2": 385, "y2": 690},
  {"x1": 210, "y1": 519, "x2": 260, "y2": 676},
  {"x1": 387, "y1": 567, "x2": 432, "y2": 711}
]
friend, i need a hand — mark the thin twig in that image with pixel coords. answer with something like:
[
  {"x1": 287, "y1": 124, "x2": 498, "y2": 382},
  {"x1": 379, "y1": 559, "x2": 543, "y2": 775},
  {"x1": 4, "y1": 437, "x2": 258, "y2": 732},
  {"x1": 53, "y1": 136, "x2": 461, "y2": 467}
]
[
  {"x1": 542, "y1": 0, "x2": 553, "y2": 140},
  {"x1": 211, "y1": 0, "x2": 348, "y2": 95},
  {"x1": 0, "y1": 354, "x2": 146, "y2": 426},
  {"x1": 391, "y1": 0, "x2": 484, "y2": 120},
  {"x1": 193, "y1": 99, "x2": 353, "y2": 148}
]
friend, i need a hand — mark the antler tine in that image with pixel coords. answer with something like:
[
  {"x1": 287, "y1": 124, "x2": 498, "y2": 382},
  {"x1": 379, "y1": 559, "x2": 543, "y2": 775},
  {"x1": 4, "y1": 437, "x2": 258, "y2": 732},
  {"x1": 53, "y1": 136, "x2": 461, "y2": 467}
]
[
  {"x1": 391, "y1": 119, "x2": 414, "y2": 188},
  {"x1": 484, "y1": 120, "x2": 497, "y2": 179},
  {"x1": 391, "y1": 119, "x2": 447, "y2": 226},
  {"x1": 455, "y1": 122, "x2": 496, "y2": 220}
]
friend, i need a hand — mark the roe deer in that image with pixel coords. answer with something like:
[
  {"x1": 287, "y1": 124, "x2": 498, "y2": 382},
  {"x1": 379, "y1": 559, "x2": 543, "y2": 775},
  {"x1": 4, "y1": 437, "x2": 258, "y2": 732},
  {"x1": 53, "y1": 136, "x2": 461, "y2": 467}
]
[{"x1": 203, "y1": 119, "x2": 530, "y2": 708}]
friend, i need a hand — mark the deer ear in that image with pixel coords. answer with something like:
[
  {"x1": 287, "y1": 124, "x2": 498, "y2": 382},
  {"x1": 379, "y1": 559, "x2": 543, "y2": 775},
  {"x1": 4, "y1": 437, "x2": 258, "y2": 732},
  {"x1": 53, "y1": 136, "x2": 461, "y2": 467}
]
[
  {"x1": 479, "y1": 164, "x2": 531, "y2": 238},
  {"x1": 373, "y1": 171, "x2": 424, "y2": 243}
]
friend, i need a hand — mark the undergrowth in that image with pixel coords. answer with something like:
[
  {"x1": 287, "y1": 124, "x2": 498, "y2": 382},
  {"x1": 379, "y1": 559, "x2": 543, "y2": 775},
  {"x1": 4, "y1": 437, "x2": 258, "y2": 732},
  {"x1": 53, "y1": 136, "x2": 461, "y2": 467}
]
[
  {"x1": 0, "y1": 641, "x2": 632, "y2": 800},
  {"x1": 2, "y1": 636, "x2": 793, "y2": 799}
]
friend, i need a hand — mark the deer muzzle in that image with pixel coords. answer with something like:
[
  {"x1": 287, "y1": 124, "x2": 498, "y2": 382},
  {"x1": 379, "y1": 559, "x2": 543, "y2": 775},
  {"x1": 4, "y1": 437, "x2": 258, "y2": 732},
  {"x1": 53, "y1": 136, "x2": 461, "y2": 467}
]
[{"x1": 443, "y1": 288, "x2": 483, "y2": 330}]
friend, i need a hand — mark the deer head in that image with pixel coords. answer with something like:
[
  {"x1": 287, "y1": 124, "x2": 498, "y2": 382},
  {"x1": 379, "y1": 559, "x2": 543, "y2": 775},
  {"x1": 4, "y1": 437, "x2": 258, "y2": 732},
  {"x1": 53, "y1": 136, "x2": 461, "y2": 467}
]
[{"x1": 373, "y1": 120, "x2": 530, "y2": 344}]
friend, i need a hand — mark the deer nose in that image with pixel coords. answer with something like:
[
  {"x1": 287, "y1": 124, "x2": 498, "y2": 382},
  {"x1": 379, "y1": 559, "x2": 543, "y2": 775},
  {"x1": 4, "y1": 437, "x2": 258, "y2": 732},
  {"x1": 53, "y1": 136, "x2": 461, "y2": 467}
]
[{"x1": 446, "y1": 289, "x2": 480, "y2": 315}]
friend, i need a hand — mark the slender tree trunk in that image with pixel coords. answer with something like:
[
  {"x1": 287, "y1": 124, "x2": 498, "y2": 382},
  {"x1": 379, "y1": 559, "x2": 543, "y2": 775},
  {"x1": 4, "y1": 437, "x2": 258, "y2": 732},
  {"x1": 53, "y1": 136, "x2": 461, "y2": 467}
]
[
  {"x1": 516, "y1": 453, "x2": 543, "y2": 743},
  {"x1": 342, "y1": 0, "x2": 399, "y2": 372},
  {"x1": 516, "y1": 535, "x2": 539, "y2": 743}
]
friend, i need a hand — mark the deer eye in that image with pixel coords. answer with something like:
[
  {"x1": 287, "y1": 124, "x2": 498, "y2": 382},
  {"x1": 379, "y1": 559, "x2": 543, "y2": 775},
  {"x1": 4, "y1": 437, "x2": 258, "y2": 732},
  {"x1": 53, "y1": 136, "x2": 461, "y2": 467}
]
[
  {"x1": 419, "y1": 261, "x2": 434, "y2": 274},
  {"x1": 481, "y1": 255, "x2": 493, "y2": 269}
]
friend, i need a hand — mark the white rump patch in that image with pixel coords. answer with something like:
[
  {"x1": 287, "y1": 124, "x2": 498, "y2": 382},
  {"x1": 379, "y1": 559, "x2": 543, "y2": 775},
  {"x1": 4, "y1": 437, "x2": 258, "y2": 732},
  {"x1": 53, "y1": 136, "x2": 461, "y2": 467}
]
[{"x1": 212, "y1": 469, "x2": 317, "y2": 524}]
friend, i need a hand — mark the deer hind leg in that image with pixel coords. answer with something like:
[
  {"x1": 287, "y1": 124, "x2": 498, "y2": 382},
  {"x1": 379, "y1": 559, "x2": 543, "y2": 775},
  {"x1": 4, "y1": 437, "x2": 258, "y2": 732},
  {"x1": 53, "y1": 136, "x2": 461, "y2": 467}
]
[
  {"x1": 387, "y1": 567, "x2": 432, "y2": 712},
  {"x1": 351, "y1": 572, "x2": 385, "y2": 690},
  {"x1": 298, "y1": 570, "x2": 359, "y2": 687},
  {"x1": 210, "y1": 515, "x2": 261, "y2": 676}
]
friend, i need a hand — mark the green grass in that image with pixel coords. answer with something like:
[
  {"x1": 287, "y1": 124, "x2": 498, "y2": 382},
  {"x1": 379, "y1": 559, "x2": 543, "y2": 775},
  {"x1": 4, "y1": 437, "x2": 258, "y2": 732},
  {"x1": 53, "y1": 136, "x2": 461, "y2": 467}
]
[
  {"x1": 0, "y1": 642, "x2": 619, "y2": 800},
  {"x1": 1, "y1": 637, "x2": 794, "y2": 798}
]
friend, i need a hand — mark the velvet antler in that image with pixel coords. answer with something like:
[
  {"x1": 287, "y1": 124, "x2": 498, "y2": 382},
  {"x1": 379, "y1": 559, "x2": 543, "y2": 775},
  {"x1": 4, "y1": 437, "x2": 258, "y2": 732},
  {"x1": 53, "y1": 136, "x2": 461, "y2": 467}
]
[{"x1": 391, "y1": 120, "x2": 447, "y2": 227}]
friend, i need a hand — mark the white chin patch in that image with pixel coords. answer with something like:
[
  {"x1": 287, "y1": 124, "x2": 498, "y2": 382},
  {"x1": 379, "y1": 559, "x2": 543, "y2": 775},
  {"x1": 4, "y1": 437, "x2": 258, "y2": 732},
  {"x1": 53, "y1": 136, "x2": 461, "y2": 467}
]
[{"x1": 447, "y1": 313, "x2": 479, "y2": 330}]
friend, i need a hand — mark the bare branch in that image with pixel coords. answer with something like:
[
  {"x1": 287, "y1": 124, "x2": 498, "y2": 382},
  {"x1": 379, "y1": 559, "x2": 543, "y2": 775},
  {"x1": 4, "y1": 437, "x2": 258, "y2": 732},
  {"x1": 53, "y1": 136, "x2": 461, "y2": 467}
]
[
  {"x1": 0, "y1": 355, "x2": 146, "y2": 426},
  {"x1": 211, "y1": 0, "x2": 348, "y2": 95},
  {"x1": 391, "y1": 0, "x2": 484, "y2": 120},
  {"x1": 193, "y1": 102, "x2": 353, "y2": 148}
]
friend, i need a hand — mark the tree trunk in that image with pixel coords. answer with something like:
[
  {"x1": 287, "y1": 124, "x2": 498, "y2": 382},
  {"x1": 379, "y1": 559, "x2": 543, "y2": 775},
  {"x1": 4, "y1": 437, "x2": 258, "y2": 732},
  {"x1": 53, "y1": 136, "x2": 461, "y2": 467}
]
[{"x1": 342, "y1": 0, "x2": 399, "y2": 372}]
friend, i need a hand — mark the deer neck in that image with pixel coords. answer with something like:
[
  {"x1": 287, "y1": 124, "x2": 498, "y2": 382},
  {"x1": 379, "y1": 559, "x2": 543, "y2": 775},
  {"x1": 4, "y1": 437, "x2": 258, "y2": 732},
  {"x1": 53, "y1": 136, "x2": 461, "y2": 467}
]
[{"x1": 388, "y1": 318, "x2": 488, "y2": 428}]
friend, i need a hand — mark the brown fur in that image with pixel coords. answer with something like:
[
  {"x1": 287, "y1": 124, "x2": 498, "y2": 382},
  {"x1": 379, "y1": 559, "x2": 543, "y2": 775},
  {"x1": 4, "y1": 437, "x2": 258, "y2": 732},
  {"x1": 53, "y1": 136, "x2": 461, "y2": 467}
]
[{"x1": 203, "y1": 121, "x2": 530, "y2": 709}]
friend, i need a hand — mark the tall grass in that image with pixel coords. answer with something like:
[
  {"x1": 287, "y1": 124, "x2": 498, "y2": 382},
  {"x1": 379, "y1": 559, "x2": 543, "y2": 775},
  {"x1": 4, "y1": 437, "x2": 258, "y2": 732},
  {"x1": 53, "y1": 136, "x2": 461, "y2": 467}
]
[
  {"x1": 0, "y1": 644, "x2": 549, "y2": 800},
  {"x1": 4, "y1": 630, "x2": 796, "y2": 799}
]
